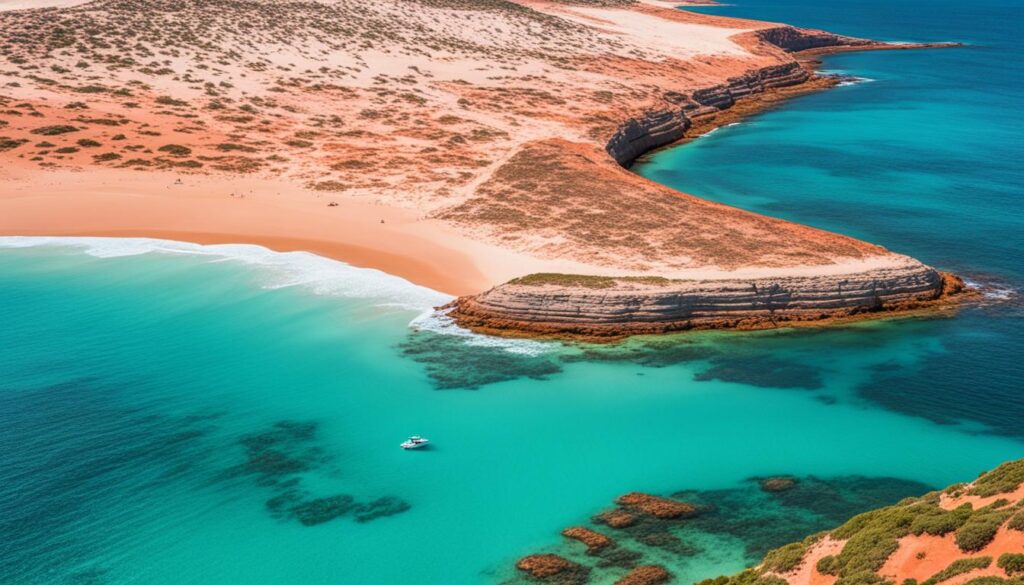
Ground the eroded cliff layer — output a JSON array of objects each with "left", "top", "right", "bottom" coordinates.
[
  {"left": 447, "top": 257, "right": 966, "bottom": 339},
  {"left": 605, "top": 61, "right": 813, "bottom": 166}
]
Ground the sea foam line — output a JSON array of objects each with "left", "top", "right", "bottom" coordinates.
[
  {"left": 0, "top": 235, "right": 449, "bottom": 310},
  {"left": 0, "top": 236, "right": 554, "bottom": 354}
]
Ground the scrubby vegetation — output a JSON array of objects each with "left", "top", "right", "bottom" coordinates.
[
  {"left": 761, "top": 541, "right": 811, "bottom": 573},
  {"left": 704, "top": 461, "right": 1024, "bottom": 585},
  {"left": 0, "top": 137, "right": 28, "bottom": 150},
  {"left": 922, "top": 557, "right": 991, "bottom": 585},
  {"left": 509, "top": 273, "right": 673, "bottom": 288},
  {"left": 30, "top": 125, "right": 79, "bottom": 136},
  {"left": 157, "top": 144, "right": 192, "bottom": 156},
  {"left": 955, "top": 506, "right": 1012, "bottom": 552},
  {"left": 999, "top": 554, "right": 1024, "bottom": 577},
  {"left": 1008, "top": 510, "right": 1024, "bottom": 532},
  {"left": 970, "top": 461, "right": 1024, "bottom": 498}
]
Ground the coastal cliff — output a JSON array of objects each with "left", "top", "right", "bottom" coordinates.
[
  {"left": 605, "top": 61, "right": 811, "bottom": 166},
  {"left": 604, "top": 25, "right": 951, "bottom": 167},
  {"left": 447, "top": 258, "right": 966, "bottom": 339},
  {"left": 443, "top": 26, "right": 968, "bottom": 340}
]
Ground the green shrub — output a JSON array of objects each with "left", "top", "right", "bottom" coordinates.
[
  {"left": 818, "top": 556, "right": 840, "bottom": 576},
  {"left": 508, "top": 273, "right": 673, "bottom": 289},
  {"left": 970, "top": 461, "right": 1024, "bottom": 497},
  {"left": 55, "top": 146, "right": 79, "bottom": 154},
  {"left": 285, "top": 139, "right": 313, "bottom": 148},
  {"left": 910, "top": 504, "right": 972, "bottom": 536},
  {"left": 111, "top": 134, "right": 127, "bottom": 141},
  {"left": 955, "top": 509, "right": 1012, "bottom": 552},
  {"left": 157, "top": 144, "right": 191, "bottom": 156},
  {"left": 31, "top": 125, "right": 79, "bottom": 135},
  {"left": 762, "top": 542, "right": 807, "bottom": 573},
  {"left": 961, "top": 578, "right": 1018, "bottom": 585},
  {"left": 155, "top": 95, "right": 188, "bottom": 107},
  {"left": 75, "top": 85, "right": 108, "bottom": 93},
  {"left": 216, "top": 143, "right": 257, "bottom": 152},
  {"left": 0, "top": 138, "right": 27, "bottom": 151},
  {"left": 1008, "top": 510, "right": 1024, "bottom": 532},
  {"left": 76, "top": 139, "right": 101, "bottom": 147},
  {"left": 837, "top": 569, "right": 894, "bottom": 585},
  {"left": 999, "top": 554, "right": 1024, "bottom": 576},
  {"left": 922, "top": 557, "right": 991, "bottom": 585},
  {"left": 832, "top": 506, "right": 918, "bottom": 579},
  {"left": 93, "top": 152, "right": 122, "bottom": 162}
]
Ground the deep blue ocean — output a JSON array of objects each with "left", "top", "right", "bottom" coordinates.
[{"left": 1, "top": 0, "right": 1021, "bottom": 583}]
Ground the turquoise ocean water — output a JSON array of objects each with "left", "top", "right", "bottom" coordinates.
[{"left": 2, "top": 0, "right": 1022, "bottom": 583}]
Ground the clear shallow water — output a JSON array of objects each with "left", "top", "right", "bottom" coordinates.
[
  {"left": 1, "top": 237, "right": 1021, "bottom": 585},
  {"left": 2, "top": 1, "right": 1023, "bottom": 583}
]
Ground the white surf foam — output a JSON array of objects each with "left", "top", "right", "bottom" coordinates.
[
  {"left": 0, "top": 236, "right": 557, "bottom": 354},
  {"left": 820, "top": 69, "right": 876, "bottom": 87},
  {"left": 0, "top": 236, "right": 451, "bottom": 311},
  {"left": 408, "top": 308, "right": 553, "bottom": 357},
  {"left": 964, "top": 277, "right": 1018, "bottom": 303}
]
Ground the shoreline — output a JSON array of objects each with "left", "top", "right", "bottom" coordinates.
[
  {"left": 0, "top": 39, "right": 964, "bottom": 328},
  {"left": 445, "top": 38, "right": 970, "bottom": 341},
  {"left": 0, "top": 1, "right": 965, "bottom": 339},
  {"left": 627, "top": 41, "right": 963, "bottom": 167}
]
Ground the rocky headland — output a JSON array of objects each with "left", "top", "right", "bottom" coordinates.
[
  {"left": 0, "top": 0, "right": 966, "bottom": 334},
  {"left": 447, "top": 261, "right": 968, "bottom": 340}
]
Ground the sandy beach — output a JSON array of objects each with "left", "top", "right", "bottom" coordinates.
[{"left": 0, "top": 0, "right": 961, "bottom": 323}]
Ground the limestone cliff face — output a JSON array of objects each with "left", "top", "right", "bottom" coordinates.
[
  {"left": 455, "top": 27, "right": 964, "bottom": 340},
  {"left": 754, "top": 25, "right": 875, "bottom": 52},
  {"left": 603, "top": 24, "right": 893, "bottom": 167},
  {"left": 605, "top": 61, "right": 810, "bottom": 166},
  {"left": 447, "top": 258, "right": 963, "bottom": 339}
]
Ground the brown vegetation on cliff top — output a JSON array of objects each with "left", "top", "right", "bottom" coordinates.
[{"left": 0, "top": 0, "right": 946, "bottom": 284}]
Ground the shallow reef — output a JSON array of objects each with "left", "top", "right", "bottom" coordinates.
[
  {"left": 509, "top": 474, "right": 931, "bottom": 584},
  {"left": 226, "top": 419, "right": 410, "bottom": 527},
  {"left": 399, "top": 331, "right": 561, "bottom": 389},
  {"left": 693, "top": 354, "right": 824, "bottom": 390}
]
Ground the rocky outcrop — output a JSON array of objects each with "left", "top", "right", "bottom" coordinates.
[
  {"left": 759, "top": 477, "right": 798, "bottom": 493},
  {"left": 615, "top": 566, "right": 673, "bottom": 585},
  {"left": 755, "top": 25, "right": 876, "bottom": 53},
  {"left": 605, "top": 107, "right": 690, "bottom": 167},
  {"left": 515, "top": 554, "right": 590, "bottom": 583},
  {"left": 562, "top": 526, "right": 615, "bottom": 554},
  {"left": 446, "top": 257, "right": 967, "bottom": 340},
  {"left": 615, "top": 492, "right": 698, "bottom": 519},
  {"left": 604, "top": 62, "right": 810, "bottom": 166}
]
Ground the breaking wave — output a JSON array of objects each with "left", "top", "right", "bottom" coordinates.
[{"left": 0, "top": 236, "right": 554, "bottom": 354}]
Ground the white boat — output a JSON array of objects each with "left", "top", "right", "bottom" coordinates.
[{"left": 400, "top": 435, "right": 429, "bottom": 450}]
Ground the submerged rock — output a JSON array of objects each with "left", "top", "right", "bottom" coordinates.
[
  {"left": 562, "top": 526, "right": 614, "bottom": 554},
  {"left": 290, "top": 494, "right": 357, "bottom": 526},
  {"left": 760, "top": 476, "right": 798, "bottom": 493},
  {"left": 615, "top": 492, "right": 697, "bottom": 519},
  {"left": 595, "top": 509, "right": 637, "bottom": 529},
  {"left": 595, "top": 546, "right": 644, "bottom": 569},
  {"left": 515, "top": 554, "right": 590, "bottom": 584},
  {"left": 353, "top": 496, "right": 411, "bottom": 523},
  {"left": 614, "top": 565, "right": 672, "bottom": 585}
]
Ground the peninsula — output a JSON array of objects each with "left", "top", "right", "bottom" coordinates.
[{"left": 0, "top": 0, "right": 964, "bottom": 335}]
